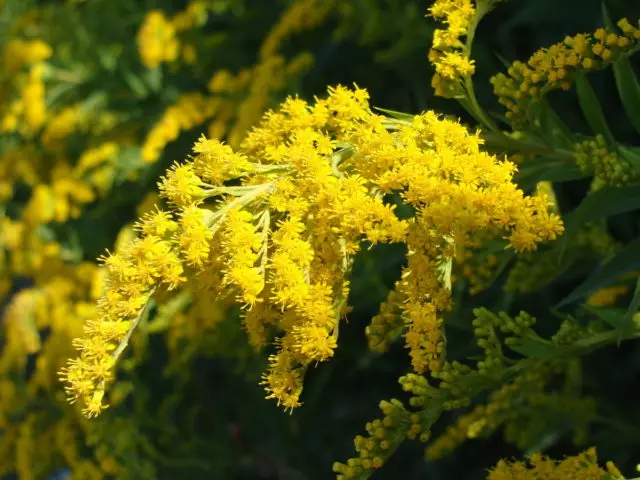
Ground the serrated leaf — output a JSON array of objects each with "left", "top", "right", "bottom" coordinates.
[
  {"left": 556, "top": 235, "right": 640, "bottom": 307},
  {"left": 575, "top": 75, "right": 615, "bottom": 143},
  {"left": 557, "top": 183, "right": 640, "bottom": 259}
]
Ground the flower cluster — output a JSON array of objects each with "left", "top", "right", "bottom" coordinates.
[
  {"left": 137, "top": 10, "right": 179, "bottom": 69},
  {"left": 141, "top": 92, "right": 217, "bottom": 163},
  {"left": 487, "top": 448, "right": 623, "bottom": 480},
  {"left": 0, "top": 257, "right": 123, "bottom": 477},
  {"left": 139, "top": 0, "right": 326, "bottom": 166},
  {"left": 136, "top": 2, "right": 212, "bottom": 69},
  {"left": 62, "top": 85, "right": 563, "bottom": 416},
  {"left": 427, "top": 0, "right": 477, "bottom": 97},
  {"left": 491, "top": 17, "right": 640, "bottom": 128},
  {"left": 0, "top": 39, "right": 52, "bottom": 134},
  {"left": 574, "top": 135, "right": 640, "bottom": 188},
  {"left": 333, "top": 399, "right": 420, "bottom": 479}
]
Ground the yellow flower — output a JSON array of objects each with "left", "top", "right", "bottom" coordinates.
[
  {"left": 587, "top": 285, "right": 630, "bottom": 306},
  {"left": 492, "top": 18, "right": 640, "bottom": 128},
  {"left": 63, "top": 85, "right": 561, "bottom": 416},
  {"left": 487, "top": 448, "right": 620, "bottom": 480},
  {"left": 426, "top": 0, "right": 476, "bottom": 97},
  {"left": 3, "top": 39, "right": 52, "bottom": 72},
  {"left": 141, "top": 93, "right": 217, "bottom": 163},
  {"left": 158, "top": 162, "right": 207, "bottom": 207},
  {"left": 137, "top": 10, "right": 179, "bottom": 69},
  {"left": 176, "top": 204, "right": 214, "bottom": 267}
]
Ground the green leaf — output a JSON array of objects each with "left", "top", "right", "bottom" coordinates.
[
  {"left": 374, "top": 106, "right": 413, "bottom": 121},
  {"left": 556, "top": 235, "right": 640, "bottom": 307},
  {"left": 494, "top": 52, "right": 512, "bottom": 70},
  {"left": 612, "top": 56, "right": 640, "bottom": 135},
  {"left": 575, "top": 75, "right": 615, "bottom": 143},
  {"left": 144, "top": 67, "right": 163, "bottom": 94},
  {"left": 617, "top": 145, "right": 640, "bottom": 169},
  {"left": 515, "top": 157, "right": 586, "bottom": 191},
  {"left": 46, "top": 81, "right": 77, "bottom": 108},
  {"left": 537, "top": 100, "right": 575, "bottom": 147},
  {"left": 583, "top": 305, "right": 627, "bottom": 328},
  {"left": 603, "top": 2, "right": 640, "bottom": 134},
  {"left": 114, "top": 146, "right": 145, "bottom": 182},
  {"left": 620, "top": 277, "right": 640, "bottom": 333},
  {"left": 557, "top": 183, "right": 640, "bottom": 259},
  {"left": 121, "top": 69, "right": 148, "bottom": 98},
  {"left": 507, "top": 338, "right": 555, "bottom": 358},
  {"left": 601, "top": 1, "right": 615, "bottom": 30}
]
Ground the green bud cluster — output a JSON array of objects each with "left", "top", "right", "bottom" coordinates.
[
  {"left": 575, "top": 135, "right": 640, "bottom": 188},
  {"left": 365, "top": 284, "right": 406, "bottom": 353}
]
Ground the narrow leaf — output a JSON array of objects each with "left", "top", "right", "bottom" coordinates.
[
  {"left": 122, "top": 69, "right": 148, "bottom": 98},
  {"left": 507, "top": 338, "right": 555, "bottom": 358},
  {"left": 515, "top": 157, "right": 586, "bottom": 191},
  {"left": 494, "top": 52, "right": 512, "bottom": 70},
  {"left": 601, "top": 1, "right": 614, "bottom": 30},
  {"left": 612, "top": 56, "right": 640, "bottom": 135},
  {"left": 557, "top": 183, "right": 640, "bottom": 258},
  {"left": 575, "top": 75, "right": 615, "bottom": 143},
  {"left": 618, "top": 145, "right": 640, "bottom": 169},
  {"left": 583, "top": 305, "right": 627, "bottom": 328},
  {"left": 603, "top": 2, "right": 640, "bottom": 134},
  {"left": 620, "top": 277, "right": 640, "bottom": 334},
  {"left": 556, "top": 236, "right": 640, "bottom": 307},
  {"left": 537, "top": 100, "right": 575, "bottom": 147},
  {"left": 374, "top": 107, "right": 414, "bottom": 121}
]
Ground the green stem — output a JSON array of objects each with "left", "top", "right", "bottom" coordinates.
[
  {"left": 206, "top": 181, "right": 275, "bottom": 230},
  {"left": 458, "top": 0, "right": 501, "bottom": 133},
  {"left": 450, "top": 327, "right": 640, "bottom": 406}
]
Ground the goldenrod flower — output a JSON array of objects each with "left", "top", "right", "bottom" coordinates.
[
  {"left": 488, "top": 448, "right": 622, "bottom": 480},
  {"left": 427, "top": 0, "right": 477, "bottom": 97},
  {"left": 492, "top": 17, "right": 640, "bottom": 128},
  {"left": 62, "top": 85, "right": 561, "bottom": 415},
  {"left": 136, "top": 10, "right": 179, "bottom": 69}
]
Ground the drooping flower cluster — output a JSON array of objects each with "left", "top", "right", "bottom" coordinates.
[
  {"left": 491, "top": 17, "right": 640, "bottom": 128},
  {"left": 61, "top": 85, "right": 563, "bottom": 416}
]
